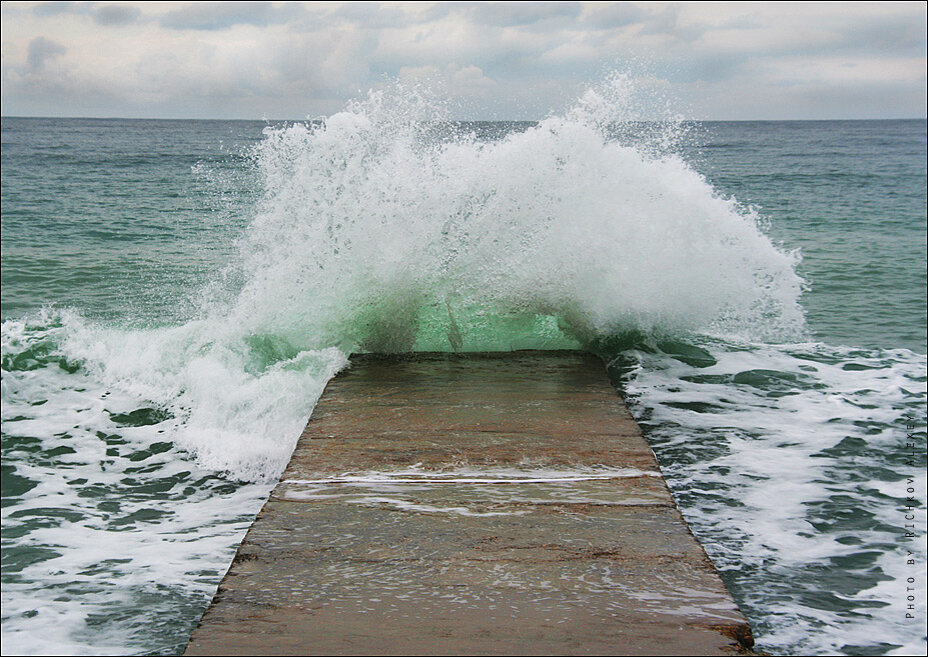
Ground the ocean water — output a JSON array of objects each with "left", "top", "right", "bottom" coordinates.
[{"left": 1, "top": 80, "right": 926, "bottom": 655}]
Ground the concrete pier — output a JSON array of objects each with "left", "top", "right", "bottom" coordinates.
[{"left": 185, "top": 351, "right": 754, "bottom": 655}]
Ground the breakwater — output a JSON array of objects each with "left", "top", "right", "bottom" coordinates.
[{"left": 185, "top": 351, "right": 754, "bottom": 655}]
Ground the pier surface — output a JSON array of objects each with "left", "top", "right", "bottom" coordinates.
[{"left": 185, "top": 351, "right": 753, "bottom": 655}]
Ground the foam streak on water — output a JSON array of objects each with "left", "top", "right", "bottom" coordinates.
[{"left": 622, "top": 338, "right": 927, "bottom": 655}]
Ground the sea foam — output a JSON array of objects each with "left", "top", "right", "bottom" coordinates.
[{"left": 14, "top": 75, "right": 807, "bottom": 481}]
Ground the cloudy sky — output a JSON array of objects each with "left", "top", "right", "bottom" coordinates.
[{"left": 1, "top": 1, "right": 925, "bottom": 120}]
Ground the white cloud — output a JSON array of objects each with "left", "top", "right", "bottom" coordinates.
[{"left": 1, "top": 1, "right": 924, "bottom": 119}]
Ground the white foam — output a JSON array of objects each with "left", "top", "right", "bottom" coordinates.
[
  {"left": 1, "top": 340, "right": 275, "bottom": 655},
  {"left": 217, "top": 76, "right": 804, "bottom": 357},
  {"left": 623, "top": 338, "right": 927, "bottom": 655}
]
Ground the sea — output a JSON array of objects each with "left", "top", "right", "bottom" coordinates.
[{"left": 2, "top": 79, "right": 926, "bottom": 655}]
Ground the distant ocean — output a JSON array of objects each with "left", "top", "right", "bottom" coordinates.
[{"left": 2, "top": 82, "right": 926, "bottom": 655}]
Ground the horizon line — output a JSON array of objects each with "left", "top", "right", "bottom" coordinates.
[{"left": 2, "top": 115, "right": 926, "bottom": 123}]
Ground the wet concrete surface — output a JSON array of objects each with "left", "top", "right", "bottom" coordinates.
[{"left": 185, "top": 351, "right": 754, "bottom": 655}]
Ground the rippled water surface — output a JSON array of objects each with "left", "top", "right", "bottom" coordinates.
[{"left": 2, "top": 86, "right": 925, "bottom": 655}]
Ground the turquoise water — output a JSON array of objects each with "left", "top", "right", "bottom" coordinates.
[
  {"left": 4, "top": 119, "right": 924, "bottom": 350},
  {"left": 690, "top": 119, "right": 926, "bottom": 353},
  {"left": 2, "top": 84, "right": 926, "bottom": 655},
  {"left": 1, "top": 118, "right": 261, "bottom": 324}
]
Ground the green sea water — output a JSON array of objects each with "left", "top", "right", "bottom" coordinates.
[{"left": 1, "top": 99, "right": 925, "bottom": 655}]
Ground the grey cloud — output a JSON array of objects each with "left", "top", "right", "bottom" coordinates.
[
  {"left": 330, "top": 3, "right": 412, "bottom": 29},
  {"left": 582, "top": 2, "right": 646, "bottom": 29},
  {"left": 160, "top": 2, "right": 303, "bottom": 31},
  {"left": 637, "top": 4, "right": 678, "bottom": 35},
  {"left": 29, "top": 1, "right": 140, "bottom": 25},
  {"left": 5, "top": 1, "right": 926, "bottom": 121},
  {"left": 26, "top": 36, "right": 67, "bottom": 72},
  {"left": 676, "top": 54, "right": 748, "bottom": 84},
  {"left": 370, "top": 21, "right": 558, "bottom": 82},
  {"left": 468, "top": 1, "right": 582, "bottom": 27},
  {"left": 637, "top": 4, "right": 704, "bottom": 42},
  {"left": 32, "top": 2, "right": 78, "bottom": 17},
  {"left": 693, "top": 8, "right": 927, "bottom": 61},
  {"left": 836, "top": 13, "right": 928, "bottom": 58},
  {"left": 94, "top": 4, "right": 142, "bottom": 26}
]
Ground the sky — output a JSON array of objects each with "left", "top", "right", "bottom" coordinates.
[{"left": 1, "top": 1, "right": 926, "bottom": 120}]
